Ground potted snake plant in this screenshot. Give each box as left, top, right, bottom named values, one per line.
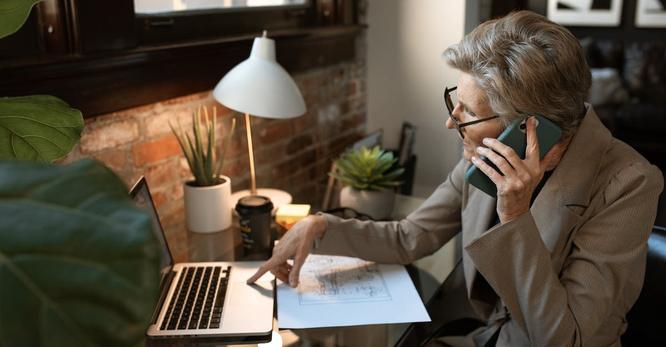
left=331, top=146, right=404, bottom=220
left=171, top=106, right=236, bottom=233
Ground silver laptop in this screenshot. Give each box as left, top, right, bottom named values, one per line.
left=130, top=177, right=274, bottom=343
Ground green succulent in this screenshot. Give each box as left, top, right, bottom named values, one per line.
left=331, top=146, right=404, bottom=191
left=171, top=106, right=236, bottom=187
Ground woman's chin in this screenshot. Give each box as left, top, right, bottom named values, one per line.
left=462, top=148, right=474, bottom=161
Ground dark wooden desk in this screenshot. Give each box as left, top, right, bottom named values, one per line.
left=173, top=195, right=459, bottom=347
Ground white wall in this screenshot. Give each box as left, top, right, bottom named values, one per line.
left=366, top=0, right=467, bottom=197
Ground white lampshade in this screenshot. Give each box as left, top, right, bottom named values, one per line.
left=213, top=32, right=306, bottom=119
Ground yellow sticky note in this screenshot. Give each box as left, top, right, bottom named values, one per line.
left=276, top=204, right=311, bottom=230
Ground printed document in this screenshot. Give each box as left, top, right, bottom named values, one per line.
left=277, top=254, right=431, bottom=329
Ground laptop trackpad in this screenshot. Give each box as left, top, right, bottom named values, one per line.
left=221, top=267, right=274, bottom=335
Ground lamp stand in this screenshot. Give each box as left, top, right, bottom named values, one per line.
left=244, top=112, right=258, bottom=195
left=231, top=113, right=292, bottom=213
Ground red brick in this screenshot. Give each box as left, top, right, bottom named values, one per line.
left=303, top=93, right=320, bottom=110
left=316, top=158, right=335, bottom=178
left=328, top=131, right=364, bottom=156
left=231, top=177, right=250, bottom=193
left=145, top=108, right=192, bottom=138
left=289, top=165, right=317, bottom=186
left=216, top=115, right=238, bottom=137
left=298, top=72, right=326, bottom=92
left=254, top=142, right=286, bottom=168
left=144, top=161, right=181, bottom=192
left=247, top=115, right=272, bottom=127
left=292, top=183, right=319, bottom=206
left=91, top=149, right=127, bottom=174
left=178, top=157, right=194, bottom=182
left=152, top=183, right=184, bottom=209
left=347, top=79, right=358, bottom=97
left=348, top=96, right=365, bottom=114
left=156, top=197, right=183, bottom=223
left=339, top=100, right=352, bottom=116
left=258, top=121, right=293, bottom=145
left=132, top=135, right=182, bottom=167
left=226, top=135, right=248, bottom=158
left=213, top=103, right=236, bottom=117
left=163, top=222, right=188, bottom=262
left=80, top=119, right=139, bottom=153
left=160, top=205, right=186, bottom=230
left=341, top=113, right=366, bottom=131
left=286, top=133, right=314, bottom=154
left=272, top=149, right=316, bottom=178
left=121, top=171, right=144, bottom=190
left=69, top=60, right=365, bottom=231
left=293, top=112, right=316, bottom=134
left=222, top=157, right=249, bottom=178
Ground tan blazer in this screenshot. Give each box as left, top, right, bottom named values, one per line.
left=316, top=106, right=664, bottom=346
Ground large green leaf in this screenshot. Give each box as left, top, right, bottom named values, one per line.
left=0, top=95, right=84, bottom=162
left=0, top=0, right=41, bottom=39
left=0, top=159, right=161, bottom=346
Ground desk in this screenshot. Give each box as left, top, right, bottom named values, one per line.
left=178, top=195, right=460, bottom=347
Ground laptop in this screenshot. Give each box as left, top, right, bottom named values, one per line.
left=130, top=177, right=274, bottom=344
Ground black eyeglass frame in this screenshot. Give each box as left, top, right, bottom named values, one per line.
left=444, top=86, right=501, bottom=139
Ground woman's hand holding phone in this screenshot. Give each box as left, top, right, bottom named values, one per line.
left=470, top=117, right=565, bottom=224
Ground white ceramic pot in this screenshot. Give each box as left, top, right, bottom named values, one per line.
left=184, top=176, right=232, bottom=233
left=339, top=186, right=396, bottom=220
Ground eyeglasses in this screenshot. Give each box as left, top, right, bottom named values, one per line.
left=444, top=86, right=500, bottom=139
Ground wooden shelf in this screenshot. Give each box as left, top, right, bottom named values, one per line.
left=0, top=25, right=364, bottom=117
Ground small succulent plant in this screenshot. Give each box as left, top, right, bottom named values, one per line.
left=171, top=106, right=236, bottom=186
left=331, top=146, right=404, bottom=191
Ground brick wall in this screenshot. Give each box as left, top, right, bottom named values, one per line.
left=62, top=60, right=367, bottom=262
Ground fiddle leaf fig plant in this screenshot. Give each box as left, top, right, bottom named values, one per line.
left=0, top=4, right=159, bottom=347
left=0, top=0, right=41, bottom=39
left=0, top=159, right=161, bottom=346
left=0, top=95, right=84, bottom=162
left=0, top=1, right=84, bottom=162
left=332, top=146, right=404, bottom=191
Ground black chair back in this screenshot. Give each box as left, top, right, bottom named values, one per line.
left=622, top=225, right=666, bottom=346
left=396, top=259, right=483, bottom=347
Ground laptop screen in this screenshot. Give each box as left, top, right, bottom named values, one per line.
left=130, top=177, right=173, bottom=275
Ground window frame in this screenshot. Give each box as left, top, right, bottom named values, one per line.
left=0, top=0, right=362, bottom=117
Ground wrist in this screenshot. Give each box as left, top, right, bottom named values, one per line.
left=499, top=209, right=529, bottom=224
left=308, top=215, right=327, bottom=239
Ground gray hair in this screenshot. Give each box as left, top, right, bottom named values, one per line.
left=443, top=11, right=591, bottom=138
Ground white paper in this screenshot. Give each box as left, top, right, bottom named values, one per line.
left=277, top=254, right=431, bottom=329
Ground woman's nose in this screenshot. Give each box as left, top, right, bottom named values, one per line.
left=446, top=104, right=463, bottom=129
left=445, top=116, right=455, bottom=129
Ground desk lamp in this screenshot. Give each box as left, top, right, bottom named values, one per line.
left=213, top=31, right=306, bottom=209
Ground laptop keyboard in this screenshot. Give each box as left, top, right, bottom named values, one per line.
left=160, top=265, right=231, bottom=331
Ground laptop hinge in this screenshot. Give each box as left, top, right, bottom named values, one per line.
left=150, top=268, right=177, bottom=325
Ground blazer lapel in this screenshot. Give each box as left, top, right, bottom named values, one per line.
left=530, top=106, right=612, bottom=260
left=459, top=105, right=613, bottom=318
left=462, top=184, right=498, bottom=317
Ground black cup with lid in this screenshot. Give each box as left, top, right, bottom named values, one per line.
left=236, top=195, right=273, bottom=254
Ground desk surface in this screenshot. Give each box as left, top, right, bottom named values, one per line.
left=177, top=195, right=459, bottom=347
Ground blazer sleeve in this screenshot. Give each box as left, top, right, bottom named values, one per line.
left=313, top=158, right=467, bottom=264
left=465, top=162, right=664, bottom=346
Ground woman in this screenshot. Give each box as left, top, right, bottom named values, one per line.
left=248, top=11, right=663, bottom=346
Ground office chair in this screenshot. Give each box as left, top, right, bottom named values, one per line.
left=621, top=225, right=666, bottom=346
left=396, top=259, right=484, bottom=347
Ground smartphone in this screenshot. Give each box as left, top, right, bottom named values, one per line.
left=465, top=115, right=562, bottom=197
